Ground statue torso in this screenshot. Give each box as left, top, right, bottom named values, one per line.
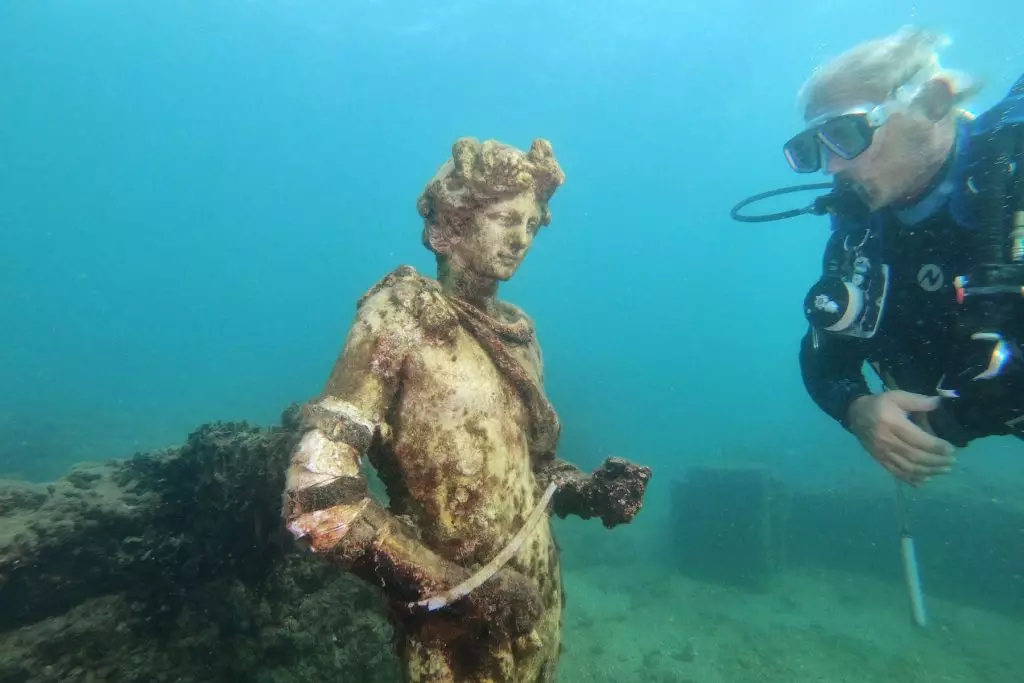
left=364, top=267, right=555, bottom=568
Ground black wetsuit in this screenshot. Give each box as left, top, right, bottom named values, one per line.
left=799, top=135, right=1024, bottom=447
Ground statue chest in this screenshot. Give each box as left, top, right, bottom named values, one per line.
left=383, top=328, right=549, bottom=559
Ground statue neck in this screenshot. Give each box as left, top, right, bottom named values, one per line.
left=438, top=259, right=500, bottom=316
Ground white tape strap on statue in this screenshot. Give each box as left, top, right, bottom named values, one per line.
left=408, top=482, right=558, bottom=613
left=305, top=398, right=377, bottom=456
left=317, top=398, right=374, bottom=432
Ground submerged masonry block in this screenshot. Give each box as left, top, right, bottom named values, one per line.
left=786, top=487, right=1024, bottom=618
left=669, top=464, right=1024, bottom=618
left=669, top=465, right=788, bottom=591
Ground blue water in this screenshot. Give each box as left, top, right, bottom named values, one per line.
left=4, top=1, right=1021, bottom=486
left=2, top=4, right=1024, bottom=677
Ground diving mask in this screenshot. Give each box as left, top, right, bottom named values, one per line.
left=782, top=65, right=938, bottom=175
left=783, top=101, right=898, bottom=174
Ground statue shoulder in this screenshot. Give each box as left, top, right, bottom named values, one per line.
left=495, top=299, right=537, bottom=336
left=356, top=266, right=459, bottom=342
left=494, top=299, right=544, bottom=371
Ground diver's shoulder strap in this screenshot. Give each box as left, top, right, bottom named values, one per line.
left=1012, top=73, right=1024, bottom=97
left=947, top=75, right=1024, bottom=234
left=970, top=73, right=1024, bottom=136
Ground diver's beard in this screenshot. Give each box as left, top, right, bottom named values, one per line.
left=839, top=174, right=879, bottom=211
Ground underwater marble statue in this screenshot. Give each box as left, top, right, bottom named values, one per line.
left=282, top=136, right=651, bottom=683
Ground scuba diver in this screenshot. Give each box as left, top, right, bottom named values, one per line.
left=733, top=26, right=1024, bottom=486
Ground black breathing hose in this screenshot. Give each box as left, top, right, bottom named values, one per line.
left=729, top=183, right=835, bottom=223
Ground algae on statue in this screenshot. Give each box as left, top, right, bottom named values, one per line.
left=283, top=137, right=652, bottom=683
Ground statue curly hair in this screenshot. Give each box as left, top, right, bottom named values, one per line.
left=417, top=137, right=565, bottom=259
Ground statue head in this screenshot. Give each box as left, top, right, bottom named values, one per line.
left=417, top=137, right=565, bottom=281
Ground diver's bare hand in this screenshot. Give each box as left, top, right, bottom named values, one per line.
left=847, top=391, right=956, bottom=485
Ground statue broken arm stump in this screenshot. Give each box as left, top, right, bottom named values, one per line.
left=536, top=457, right=652, bottom=529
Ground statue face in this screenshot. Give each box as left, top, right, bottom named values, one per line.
left=450, top=192, right=543, bottom=281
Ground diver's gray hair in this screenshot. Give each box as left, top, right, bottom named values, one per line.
left=797, top=26, right=982, bottom=120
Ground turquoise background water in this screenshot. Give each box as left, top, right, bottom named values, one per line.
left=3, top=4, right=1024, bottom=681
left=2, top=1, right=1022, bottom=491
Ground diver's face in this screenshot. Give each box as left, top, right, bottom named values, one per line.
left=823, top=116, right=906, bottom=210
left=451, top=193, right=543, bottom=281
left=823, top=118, right=897, bottom=208
left=815, top=100, right=939, bottom=211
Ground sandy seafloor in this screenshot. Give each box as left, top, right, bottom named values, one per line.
left=3, top=413, right=1022, bottom=683
left=553, top=525, right=1022, bottom=683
